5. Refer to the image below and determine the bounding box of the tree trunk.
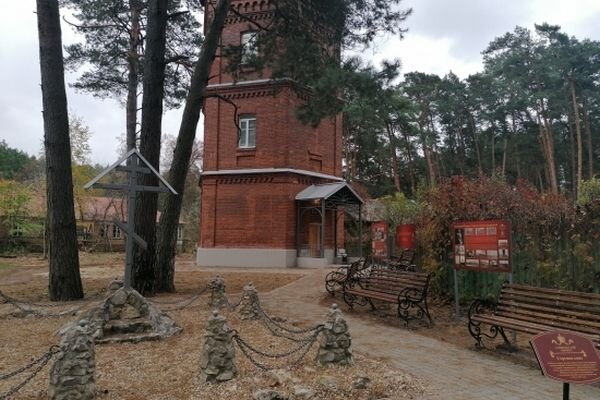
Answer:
[421,129,436,186]
[490,122,496,173]
[469,113,483,178]
[154,0,232,292]
[570,79,583,196]
[131,0,169,295]
[126,0,142,151]
[385,123,401,191]
[36,0,83,300]
[401,129,416,195]
[583,97,594,179]
[567,105,577,197]
[537,100,559,194]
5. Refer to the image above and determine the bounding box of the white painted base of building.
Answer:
[196,248,336,268]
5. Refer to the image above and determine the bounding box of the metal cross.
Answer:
[84,149,177,288]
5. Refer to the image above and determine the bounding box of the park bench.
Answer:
[325,256,372,296]
[342,266,433,326]
[388,248,416,271]
[468,283,600,349]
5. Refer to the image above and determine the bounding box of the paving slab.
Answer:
[261,268,600,400]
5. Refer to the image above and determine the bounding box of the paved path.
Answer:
[261,268,600,400]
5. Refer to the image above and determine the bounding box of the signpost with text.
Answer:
[530,331,600,399]
[451,220,512,317]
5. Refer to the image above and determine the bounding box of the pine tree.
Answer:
[36,0,84,300]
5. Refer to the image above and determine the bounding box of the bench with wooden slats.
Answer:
[325,256,372,296]
[388,248,416,271]
[468,283,600,349]
[342,266,433,326]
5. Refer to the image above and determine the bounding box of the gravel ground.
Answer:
[0,257,426,399]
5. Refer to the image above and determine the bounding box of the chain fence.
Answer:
[225,295,242,310]
[150,285,210,312]
[231,328,321,371]
[0,345,60,400]
[0,291,93,319]
[227,293,326,370]
[255,298,323,336]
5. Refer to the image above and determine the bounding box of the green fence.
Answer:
[435,236,600,304]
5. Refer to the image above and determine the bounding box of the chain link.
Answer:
[151,286,209,311]
[0,291,89,308]
[0,345,60,400]
[232,331,320,371]
[255,299,323,335]
[225,295,242,310]
[258,312,324,343]
[0,291,92,318]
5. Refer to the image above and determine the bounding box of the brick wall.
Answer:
[200,173,342,249]
[199,0,344,253]
[203,84,342,177]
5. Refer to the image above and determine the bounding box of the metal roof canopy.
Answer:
[84,149,177,288]
[296,182,363,260]
[295,182,363,205]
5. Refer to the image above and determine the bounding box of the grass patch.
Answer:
[0,260,16,271]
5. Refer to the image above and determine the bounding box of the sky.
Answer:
[1,0,600,165]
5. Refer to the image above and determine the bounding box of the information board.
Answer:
[371,221,388,258]
[530,331,600,385]
[452,220,511,273]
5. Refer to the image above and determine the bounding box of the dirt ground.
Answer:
[0,254,426,400]
[0,253,304,301]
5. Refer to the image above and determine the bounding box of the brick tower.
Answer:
[197,0,361,267]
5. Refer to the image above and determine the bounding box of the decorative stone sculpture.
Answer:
[208,276,229,309]
[199,311,237,383]
[107,278,123,293]
[316,304,352,366]
[238,282,260,320]
[59,287,182,344]
[49,320,96,400]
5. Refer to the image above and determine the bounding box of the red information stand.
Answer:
[396,224,416,250]
[451,220,512,317]
[530,331,600,399]
[371,221,388,259]
[452,220,512,273]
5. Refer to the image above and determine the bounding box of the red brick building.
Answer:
[197,0,362,267]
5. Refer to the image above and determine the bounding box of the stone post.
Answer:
[316,304,352,366]
[199,311,237,383]
[49,320,96,400]
[238,282,260,320]
[208,276,229,309]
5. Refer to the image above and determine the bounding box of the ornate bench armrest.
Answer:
[468,298,497,320]
[398,286,425,303]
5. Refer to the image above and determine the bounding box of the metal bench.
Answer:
[468,283,600,349]
[325,256,372,296]
[388,248,416,271]
[342,266,433,326]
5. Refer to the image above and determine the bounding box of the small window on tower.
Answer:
[239,116,256,148]
[241,31,258,64]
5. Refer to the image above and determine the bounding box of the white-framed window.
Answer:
[112,224,122,240]
[100,223,108,238]
[241,31,258,64]
[10,224,23,237]
[239,116,256,148]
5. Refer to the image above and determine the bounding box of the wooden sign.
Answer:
[452,220,511,273]
[530,331,600,385]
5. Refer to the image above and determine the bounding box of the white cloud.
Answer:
[2,1,600,164]
[372,34,482,79]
